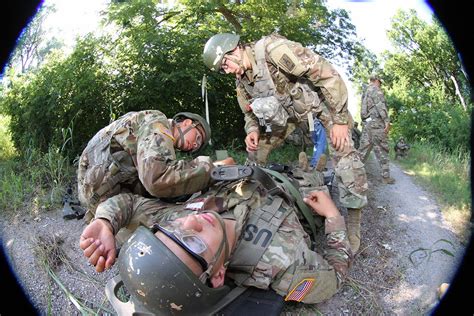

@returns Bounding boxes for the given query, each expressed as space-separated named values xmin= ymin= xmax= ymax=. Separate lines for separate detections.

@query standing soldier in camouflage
xmin=80 ymin=166 xmax=352 ymax=315
xmin=359 ymin=74 xmax=395 ymax=184
xmin=203 ymin=33 xmax=367 ymax=252
xmin=77 ymin=110 xmax=220 ymax=222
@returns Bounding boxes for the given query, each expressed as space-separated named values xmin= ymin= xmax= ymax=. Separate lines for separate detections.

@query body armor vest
xmin=243 ymin=37 xmax=325 ymax=130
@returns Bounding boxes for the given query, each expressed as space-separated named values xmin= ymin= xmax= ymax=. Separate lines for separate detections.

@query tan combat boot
xmin=299 ymin=152 xmax=309 ymax=172
xmin=347 ymin=208 xmax=362 ymax=253
xmin=383 ymin=176 xmax=395 ymax=184
xmin=315 ymin=154 xmax=327 ymax=172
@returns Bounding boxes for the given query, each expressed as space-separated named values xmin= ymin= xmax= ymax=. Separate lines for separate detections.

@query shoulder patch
xmin=285 ymin=278 xmax=315 ymax=302
xmin=153 ymin=122 xmax=175 ymax=142
xmin=279 ymin=54 xmax=295 ymax=72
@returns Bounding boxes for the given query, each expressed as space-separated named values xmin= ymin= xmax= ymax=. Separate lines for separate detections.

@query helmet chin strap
xmin=176 ymin=122 xmax=197 ymax=150
xmin=199 ymin=211 xmax=230 ymax=283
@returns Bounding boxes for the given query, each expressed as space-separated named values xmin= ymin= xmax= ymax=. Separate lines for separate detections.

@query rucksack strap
xmin=262 ymin=168 xmax=322 ymax=244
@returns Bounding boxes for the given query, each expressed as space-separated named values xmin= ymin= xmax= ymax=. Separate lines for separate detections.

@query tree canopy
xmin=0 ymin=2 xmax=470 ymax=158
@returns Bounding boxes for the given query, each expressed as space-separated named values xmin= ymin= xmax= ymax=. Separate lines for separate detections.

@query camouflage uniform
xmin=236 ymin=34 xmax=367 ymax=210
xmin=394 ymin=138 xmax=410 ymax=159
xmin=359 ymin=83 xmax=391 ymax=178
xmin=94 ymin=169 xmax=352 ymax=304
xmin=77 ymin=110 xmax=213 ymax=221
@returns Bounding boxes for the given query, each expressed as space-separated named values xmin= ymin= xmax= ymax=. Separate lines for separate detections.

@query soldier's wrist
xmin=333 ymin=115 xmax=349 ymax=125
xmin=95 ymin=217 xmax=115 ymax=235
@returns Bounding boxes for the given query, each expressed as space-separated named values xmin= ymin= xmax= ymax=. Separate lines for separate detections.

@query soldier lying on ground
xmin=80 ymin=165 xmax=352 ymax=315
xmin=394 ymin=137 xmax=410 ymax=159
xmin=77 ymin=110 xmax=233 ymax=222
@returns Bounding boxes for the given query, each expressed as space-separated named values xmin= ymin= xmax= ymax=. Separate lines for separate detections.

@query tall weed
xmin=393 ymin=141 xmax=471 ymax=237
xmin=0 ymin=145 xmax=74 ymax=216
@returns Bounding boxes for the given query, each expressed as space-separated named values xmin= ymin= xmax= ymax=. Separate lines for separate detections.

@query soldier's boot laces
xmin=383 ymin=176 xmax=396 ymax=184
xmin=347 ymin=208 xmax=362 ymax=253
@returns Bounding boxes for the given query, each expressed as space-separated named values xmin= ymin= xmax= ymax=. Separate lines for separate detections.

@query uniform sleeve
xmin=135 ymin=117 xmax=213 ymax=198
xmin=361 ymin=91 xmax=369 ymax=120
xmin=266 ymin=39 xmax=349 ymax=125
xmin=373 ymin=88 xmax=390 ymax=125
xmin=95 ymin=193 xmax=165 ymax=234
xmin=237 ymin=84 xmax=260 ymax=135
xmin=273 ymin=215 xmax=352 ymax=304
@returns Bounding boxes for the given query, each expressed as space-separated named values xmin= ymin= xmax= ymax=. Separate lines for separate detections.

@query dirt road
xmin=0 ymin=155 xmax=469 ymax=315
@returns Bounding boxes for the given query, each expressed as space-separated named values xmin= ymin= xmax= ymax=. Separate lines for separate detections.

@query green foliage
xmin=380 ymin=9 xmax=471 ymax=153
xmin=0 ymin=145 xmax=74 ymax=215
xmin=1 ymin=0 xmax=364 ymax=158
xmin=393 ymin=141 xmax=470 ymax=211
xmin=0 ymin=115 xmax=16 ymax=159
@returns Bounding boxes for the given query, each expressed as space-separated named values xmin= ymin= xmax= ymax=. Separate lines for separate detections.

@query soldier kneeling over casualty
xmin=77 ymin=110 xmax=234 ymax=222
xmin=394 ymin=137 xmax=410 ymax=159
xmin=80 ymin=165 xmax=352 ymax=315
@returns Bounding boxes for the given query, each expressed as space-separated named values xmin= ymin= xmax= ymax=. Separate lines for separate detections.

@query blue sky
xmin=327 ymin=0 xmax=434 ymax=54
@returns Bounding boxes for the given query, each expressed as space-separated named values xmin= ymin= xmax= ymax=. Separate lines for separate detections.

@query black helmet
xmin=172 ymin=112 xmax=211 ymax=153
xmin=110 ymin=226 xmax=231 ymax=315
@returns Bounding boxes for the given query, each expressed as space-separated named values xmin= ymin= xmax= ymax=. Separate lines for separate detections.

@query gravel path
xmin=0 ymin=155 xmax=469 ymax=315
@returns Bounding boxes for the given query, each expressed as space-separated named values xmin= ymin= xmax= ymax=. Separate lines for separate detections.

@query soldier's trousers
xmin=358 ymin=123 xmax=390 ymax=178
xmin=255 ymin=123 xmax=368 ymax=210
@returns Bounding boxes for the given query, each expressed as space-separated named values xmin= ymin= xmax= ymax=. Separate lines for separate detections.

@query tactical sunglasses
xmin=152 ymin=222 xmax=208 ymax=272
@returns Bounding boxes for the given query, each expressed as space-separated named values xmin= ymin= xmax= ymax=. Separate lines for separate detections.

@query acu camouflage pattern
xmin=236 ymin=34 xmax=367 ymax=209
xmin=359 ymin=83 xmax=391 ymax=178
xmin=94 ymin=167 xmax=351 ymax=304
xmin=77 ymin=110 xmax=213 ymax=221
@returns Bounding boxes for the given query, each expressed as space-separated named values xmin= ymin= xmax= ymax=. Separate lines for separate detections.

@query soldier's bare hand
xmin=330 ymin=124 xmax=350 ymax=151
xmin=245 ymin=132 xmax=259 ymax=152
xmin=79 ymin=218 xmax=117 ymax=272
xmin=304 ymin=190 xmax=340 ymax=218
xmin=384 ymin=123 xmax=390 ymax=134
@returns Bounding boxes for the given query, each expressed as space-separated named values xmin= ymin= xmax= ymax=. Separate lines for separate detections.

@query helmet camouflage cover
xmin=203 ymin=33 xmax=240 ymax=72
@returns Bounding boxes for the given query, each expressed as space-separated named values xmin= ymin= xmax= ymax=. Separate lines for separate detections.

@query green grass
xmin=0 ymin=146 xmax=74 ymax=216
xmin=392 ymin=141 xmax=471 ymax=240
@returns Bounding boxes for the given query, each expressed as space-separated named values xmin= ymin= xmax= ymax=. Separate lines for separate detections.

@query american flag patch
xmin=284 ymin=278 xmax=315 ymax=302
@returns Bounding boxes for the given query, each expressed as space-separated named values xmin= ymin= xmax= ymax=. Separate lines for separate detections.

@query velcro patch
xmin=153 ymin=122 xmax=175 ymax=142
xmin=279 ymin=53 xmax=295 ymax=72
xmin=284 ymin=278 xmax=315 ymax=302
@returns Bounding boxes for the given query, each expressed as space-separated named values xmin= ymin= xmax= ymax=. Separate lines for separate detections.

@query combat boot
xmin=298 ymin=152 xmax=309 ymax=171
xmin=347 ymin=208 xmax=361 ymax=253
xmin=383 ymin=176 xmax=395 ymax=184
xmin=315 ymin=154 xmax=327 ymax=171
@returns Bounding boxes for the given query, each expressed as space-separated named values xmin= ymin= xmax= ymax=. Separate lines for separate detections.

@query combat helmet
xmin=173 ymin=112 xmax=211 ymax=153
xmin=369 ymin=73 xmax=382 ymax=82
xmin=106 ymin=225 xmax=233 ymax=316
xmin=203 ymin=33 xmax=240 ymax=72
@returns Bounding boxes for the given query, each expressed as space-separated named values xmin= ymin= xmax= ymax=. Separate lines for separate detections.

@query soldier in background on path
xmin=203 ymin=32 xmax=368 ymax=253
xmin=394 ymin=137 xmax=410 ymax=159
xmin=359 ymin=74 xmax=396 ymax=184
